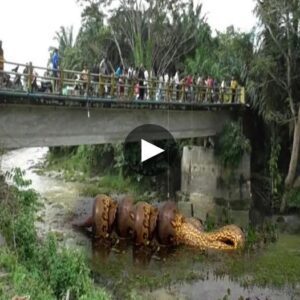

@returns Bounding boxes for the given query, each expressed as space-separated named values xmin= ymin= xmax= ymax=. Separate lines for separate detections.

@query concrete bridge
xmin=0 ymin=90 xmax=247 ymax=149
xmin=0 ymin=60 xmax=248 ymax=148
xmin=0 ymin=61 xmax=251 ymax=228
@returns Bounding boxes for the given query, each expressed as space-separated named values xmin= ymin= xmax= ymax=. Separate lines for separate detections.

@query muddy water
xmin=0 ymin=147 xmax=90 ymax=248
xmin=1 ymin=148 xmax=81 ymax=206
xmin=1 ymin=148 xmax=298 ymax=300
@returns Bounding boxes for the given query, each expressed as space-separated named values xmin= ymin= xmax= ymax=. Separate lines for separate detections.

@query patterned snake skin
xmin=74 ymin=195 xmax=245 ymax=251
xmin=171 ymin=214 xmax=245 ymax=251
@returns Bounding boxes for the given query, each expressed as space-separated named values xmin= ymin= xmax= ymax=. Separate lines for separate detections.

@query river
xmin=1 ymin=147 xmax=299 ymax=300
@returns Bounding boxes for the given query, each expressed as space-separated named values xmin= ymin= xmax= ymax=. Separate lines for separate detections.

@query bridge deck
xmin=0 ymin=59 xmax=247 ymax=112
xmin=0 ymin=60 xmax=249 ymax=148
xmin=0 ymin=90 xmax=248 ymax=112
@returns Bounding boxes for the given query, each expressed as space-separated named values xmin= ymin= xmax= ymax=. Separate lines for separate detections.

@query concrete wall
xmin=0 ymin=104 xmax=233 ymax=148
xmin=179 ymin=146 xmax=251 ymax=227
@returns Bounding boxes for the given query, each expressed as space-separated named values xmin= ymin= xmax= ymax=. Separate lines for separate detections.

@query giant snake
xmin=74 ymin=195 xmax=245 ymax=251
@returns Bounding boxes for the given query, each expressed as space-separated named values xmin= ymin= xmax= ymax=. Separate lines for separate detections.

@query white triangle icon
xmin=141 ymin=139 xmax=165 ymax=163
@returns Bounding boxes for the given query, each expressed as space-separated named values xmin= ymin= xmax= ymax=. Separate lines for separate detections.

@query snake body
xmin=74 ymin=195 xmax=245 ymax=251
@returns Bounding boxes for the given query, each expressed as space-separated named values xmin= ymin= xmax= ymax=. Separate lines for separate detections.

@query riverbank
xmin=39 ymin=146 xmax=160 ymax=203
xmin=0 ymin=168 xmax=111 ymax=299
xmin=1 ymin=148 xmax=300 ymax=300
xmin=90 ymin=234 xmax=300 ymax=299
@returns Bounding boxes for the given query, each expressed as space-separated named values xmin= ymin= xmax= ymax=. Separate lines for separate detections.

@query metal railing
xmin=0 ymin=59 xmax=246 ymax=105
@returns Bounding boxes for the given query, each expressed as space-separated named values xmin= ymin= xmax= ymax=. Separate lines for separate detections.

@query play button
xmin=141 ymin=139 xmax=165 ymax=163
xmin=124 ymin=124 xmax=180 ymax=177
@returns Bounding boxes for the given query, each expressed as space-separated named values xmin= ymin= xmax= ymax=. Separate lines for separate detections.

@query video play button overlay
xmin=124 ymin=124 xmax=179 ymax=177
xmin=141 ymin=139 xmax=165 ymax=163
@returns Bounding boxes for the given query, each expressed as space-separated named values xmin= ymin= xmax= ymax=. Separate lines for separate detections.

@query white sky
xmin=0 ymin=0 xmax=257 ymax=69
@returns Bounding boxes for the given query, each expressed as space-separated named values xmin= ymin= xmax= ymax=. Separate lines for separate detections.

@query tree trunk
xmin=281 ymin=106 xmax=300 ymax=212
xmin=294 ymin=176 xmax=300 ymax=188
xmin=285 ymin=106 xmax=300 ymax=187
xmin=112 ymin=30 xmax=125 ymax=67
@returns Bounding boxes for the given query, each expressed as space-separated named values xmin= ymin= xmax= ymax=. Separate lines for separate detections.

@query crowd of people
xmin=0 ymin=44 xmax=242 ymax=104
xmin=84 ymin=55 xmax=241 ymax=103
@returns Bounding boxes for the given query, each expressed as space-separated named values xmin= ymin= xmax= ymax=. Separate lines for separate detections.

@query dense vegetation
xmin=1 ymin=2 xmax=300 ymax=297
xmin=49 ymin=0 xmax=300 ymax=214
xmin=0 ymin=169 xmax=110 ymax=299
xmin=215 ymin=122 xmax=251 ymax=169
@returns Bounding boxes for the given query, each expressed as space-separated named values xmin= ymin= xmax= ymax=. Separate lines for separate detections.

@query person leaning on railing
xmin=230 ymin=76 xmax=238 ymax=103
xmin=115 ymin=63 xmax=124 ymax=99
xmin=0 ymin=40 xmax=4 ymax=87
xmin=174 ymin=69 xmax=180 ymax=101
xmin=81 ymin=65 xmax=89 ymax=96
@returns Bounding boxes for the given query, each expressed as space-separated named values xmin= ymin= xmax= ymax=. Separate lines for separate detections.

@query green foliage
xmin=48 ymin=145 xmax=115 ymax=177
xmin=215 ymin=122 xmax=251 ymax=169
xmin=0 ymin=244 xmax=110 ymax=300
xmin=245 ymin=226 xmax=259 ymax=249
xmin=248 ymin=0 xmax=300 ymax=207
xmin=36 ymin=235 xmax=92 ymax=298
xmin=65 ymin=0 xmax=206 ymax=72
xmin=186 ymin=26 xmax=254 ymax=82
xmin=286 ymin=188 xmax=300 ymax=209
xmin=227 ymin=234 xmax=300 ymax=287
xmin=269 ymin=137 xmax=282 ymax=196
xmin=203 ymin=213 xmax=217 ymax=231
xmin=245 ymin=221 xmax=278 ymax=251
xmin=0 ymin=169 xmax=38 ymax=261
xmin=248 ymin=0 xmax=300 ymax=123
xmin=0 ymin=170 xmax=110 ymax=299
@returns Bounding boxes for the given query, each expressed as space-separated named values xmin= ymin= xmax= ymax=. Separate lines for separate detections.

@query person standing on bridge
xmin=138 ymin=65 xmax=145 ymax=100
xmin=99 ymin=57 xmax=108 ymax=75
xmin=0 ymin=41 xmax=4 ymax=87
xmin=81 ymin=65 xmax=89 ymax=96
xmin=220 ymin=79 xmax=226 ymax=103
xmin=230 ymin=76 xmax=238 ymax=103
xmin=115 ymin=63 xmax=124 ymax=99
xmin=174 ymin=69 xmax=180 ymax=101
xmin=51 ymin=48 xmax=60 ymax=92
xmin=99 ymin=57 xmax=109 ymax=96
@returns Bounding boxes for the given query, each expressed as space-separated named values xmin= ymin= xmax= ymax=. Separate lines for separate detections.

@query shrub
xmin=215 ymin=122 xmax=251 ymax=169
xmin=0 ymin=170 xmax=110 ymax=299
xmin=286 ymin=187 xmax=300 ymax=209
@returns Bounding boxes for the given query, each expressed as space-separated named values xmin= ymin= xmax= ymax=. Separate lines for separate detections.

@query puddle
xmin=1 ymin=147 xmax=299 ymax=300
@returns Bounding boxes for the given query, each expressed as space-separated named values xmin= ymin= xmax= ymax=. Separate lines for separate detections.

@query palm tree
xmin=52 ymin=26 xmax=82 ymax=71
xmin=54 ymin=26 xmax=75 ymax=54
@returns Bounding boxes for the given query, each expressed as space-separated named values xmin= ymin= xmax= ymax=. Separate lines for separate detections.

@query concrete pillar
xmin=180 ymin=146 xmax=251 ymax=227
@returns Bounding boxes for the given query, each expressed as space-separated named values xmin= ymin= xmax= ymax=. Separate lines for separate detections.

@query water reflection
xmin=1 ymin=148 xmax=297 ymax=300
xmin=91 ymin=237 xmax=159 ymax=267
xmin=132 ymin=245 xmax=155 ymax=266
xmin=92 ymin=238 xmax=115 ymax=261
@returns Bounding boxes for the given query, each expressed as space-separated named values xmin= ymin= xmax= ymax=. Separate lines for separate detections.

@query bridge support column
xmin=178 ymin=146 xmax=251 ymax=228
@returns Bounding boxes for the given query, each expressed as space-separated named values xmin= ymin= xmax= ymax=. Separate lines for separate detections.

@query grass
xmin=92 ymin=248 xmax=208 ymax=299
xmin=80 ymin=174 xmax=151 ymax=201
xmin=44 ymin=150 xmax=154 ymax=200
xmin=90 ymin=233 xmax=300 ymax=298
xmin=225 ymin=234 xmax=300 ymax=287
xmin=43 ymin=149 xmax=153 ymax=200
xmin=0 ymin=169 xmax=111 ymax=300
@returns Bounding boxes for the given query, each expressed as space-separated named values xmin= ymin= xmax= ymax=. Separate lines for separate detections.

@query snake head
xmin=207 ymin=225 xmax=246 ymax=250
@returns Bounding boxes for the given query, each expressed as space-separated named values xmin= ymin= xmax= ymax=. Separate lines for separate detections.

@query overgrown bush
xmin=48 ymin=144 xmax=115 ymax=176
xmin=215 ymin=122 xmax=251 ymax=169
xmin=286 ymin=187 xmax=300 ymax=209
xmin=0 ymin=169 xmax=38 ymax=261
xmin=0 ymin=169 xmax=110 ymax=299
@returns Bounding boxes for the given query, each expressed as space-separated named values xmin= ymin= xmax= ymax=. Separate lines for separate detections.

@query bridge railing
xmin=0 ymin=59 xmax=245 ymax=104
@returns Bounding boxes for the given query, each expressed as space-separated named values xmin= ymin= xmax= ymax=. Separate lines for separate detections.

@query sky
xmin=0 ymin=0 xmax=257 ymax=69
